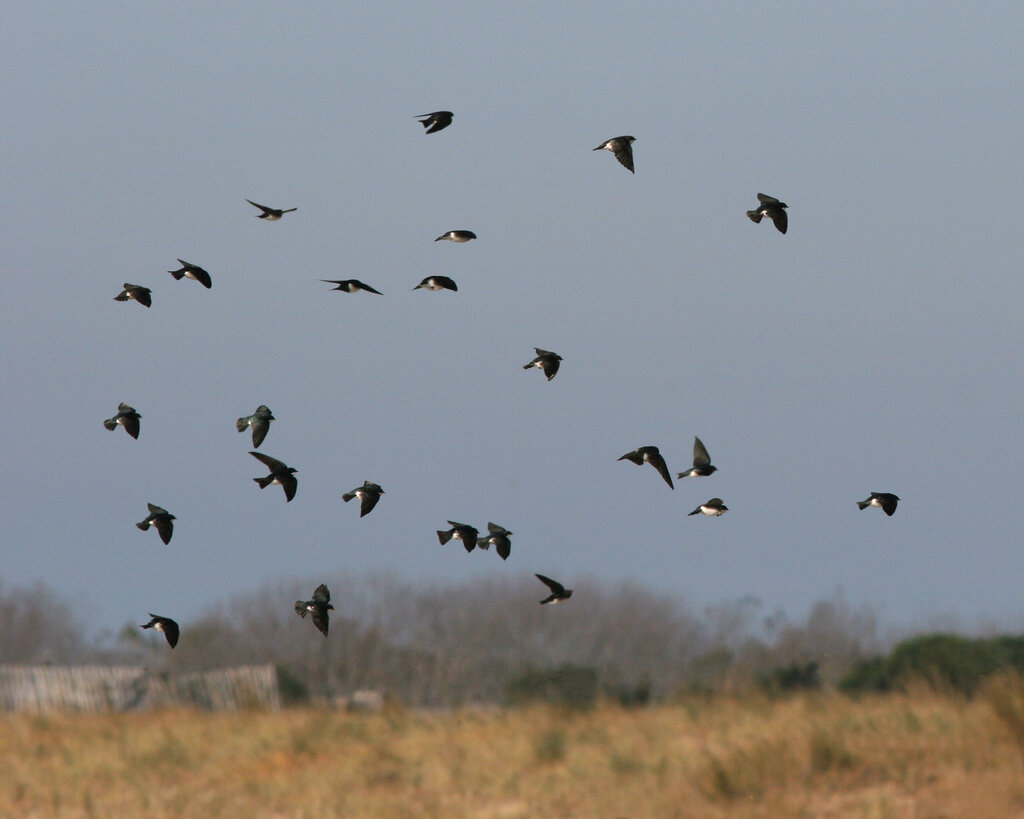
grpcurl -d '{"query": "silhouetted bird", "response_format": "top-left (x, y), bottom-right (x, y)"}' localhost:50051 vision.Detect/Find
top-left (246, 199), bottom-right (297, 220)
top-left (688, 498), bottom-right (728, 516)
top-left (593, 135), bottom-right (636, 173)
top-left (618, 445), bottom-right (674, 489)
top-left (535, 574), bottom-right (573, 605)
top-left (140, 614), bottom-right (179, 649)
top-left (857, 492), bottom-right (900, 516)
top-left (320, 279), bottom-right (383, 294)
top-left (677, 436), bottom-right (717, 478)
top-left (250, 451), bottom-right (297, 502)
top-left (236, 405), bottom-right (275, 449)
top-left (436, 521), bottom-right (479, 552)
top-left (136, 503), bottom-right (175, 544)
top-left (416, 111), bottom-right (453, 133)
top-left (113, 283), bottom-right (151, 308)
top-left (476, 523), bottom-right (512, 560)
top-left (342, 481), bottom-right (385, 517)
top-left (103, 403), bottom-right (141, 440)
top-left (523, 348), bottom-right (562, 381)
top-left (168, 259), bottom-right (212, 289)
top-left (435, 230), bottom-right (476, 243)
top-left (746, 193), bottom-right (788, 234)
top-left (294, 584), bottom-right (333, 637)
top-left (413, 275), bottom-right (458, 292)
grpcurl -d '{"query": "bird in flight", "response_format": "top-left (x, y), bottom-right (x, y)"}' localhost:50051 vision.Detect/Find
top-left (250, 451), bottom-right (298, 502)
top-left (437, 521), bottom-right (480, 552)
top-left (416, 111), bottom-right (453, 134)
top-left (857, 492), bottom-right (900, 516)
top-left (476, 523), bottom-right (513, 560)
top-left (320, 279), bottom-right (383, 295)
top-left (113, 283), bottom-right (151, 308)
top-left (294, 584), bottom-right (333, 637)
top-left (593, 135), bottom-right (636, 173)
top-left (618, 445), bottom-right (674, 489)
top-left (246, 199), bottom-right (297, 220)
top-left (136, 503), bottom-right (176, 544)
top-left (413, 275), bottom-right (458, 292)
top-left (688, 498), bottom-right (728, 517)
top-left (535, 574), bottom-right (573, 605)
top-left (342, 481), bottom-right (385, 517)
top-left (168, 259), bottom-right (212, 289)
top-left (678, 436), bottom-right (717, 478)
top-left (435, 230), bottom-right (476, 243)
top-left (140, 614), bottom-right (179, 649)
top-left (103, 403), bottom-right (141, 440)
top-left (523, 348), bottom-right (563, 381)
top-left (236, 405), bottom-right (275, 449)
top-left (746, 193), bottom-right (788, 234)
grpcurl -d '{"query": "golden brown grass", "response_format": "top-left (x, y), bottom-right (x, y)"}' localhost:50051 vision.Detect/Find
top-left (3, 688), bottom-right (1024, 818)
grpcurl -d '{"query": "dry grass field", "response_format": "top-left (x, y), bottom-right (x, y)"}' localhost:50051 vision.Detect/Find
top-left (4, 683), bottom-right (1024, 818)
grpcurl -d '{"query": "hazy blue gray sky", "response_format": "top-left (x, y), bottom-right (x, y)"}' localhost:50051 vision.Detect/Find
top-left (4, 3), bottom-right (1024, 638)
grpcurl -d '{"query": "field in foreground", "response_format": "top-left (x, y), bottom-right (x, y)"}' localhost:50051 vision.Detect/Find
top-left (4, 687), bottom-right (1024, 818)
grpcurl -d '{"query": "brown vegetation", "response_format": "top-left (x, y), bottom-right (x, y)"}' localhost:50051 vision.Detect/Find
top-left (4, 687), bottom-right (1024, 818)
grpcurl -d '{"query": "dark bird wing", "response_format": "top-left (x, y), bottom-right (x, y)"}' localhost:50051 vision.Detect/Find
top-left (311, 606), bottom-right (330, 636)
top-left (877, 493), bottom-right (899, 516)
top-left (772, 209), bottom-right (787, 234)
top-left (280, 473), bottom-right (297, 502)
top-left (612, 141), bottom-right (634, 173)
top-left (312, 584), bottom-right (331, 604)
top-left (154, 518), bottom-right (173, 545)
top-left (250, 451), bottom-right (287, 471)
top-left (357, 281), bottom-right (383, 295)
top-left (757, 193), bottom-right (780, 205)
top-left (540, 356), bottom-right (560, 380)
top-left (246, 199), bottom-right (271, 215)
top-left (359, 491), bottom-right (380, 517)
top-left (160, 617), bottom-right (180, 648)
top-left (648, 451), bottom-right (675, 489)
top-left (249, 418), bottom-right (269, 448)
top-left (191, 266), bottom-right (212, 288)
top-left (535, 574), bottom-right (564, 594)
top-left (693, 437), bottom-right (711, 467)
top-left (618, 449), bottom-right (644, 465)
top-left (121, 411), bottom-right (140, 440)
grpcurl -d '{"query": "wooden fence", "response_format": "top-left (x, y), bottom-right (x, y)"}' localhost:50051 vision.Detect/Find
top-left (0, 665), bottom-right (281, 713)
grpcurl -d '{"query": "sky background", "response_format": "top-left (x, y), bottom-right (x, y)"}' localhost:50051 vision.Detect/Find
top-left (4, 3), bottom-right (1024, 641)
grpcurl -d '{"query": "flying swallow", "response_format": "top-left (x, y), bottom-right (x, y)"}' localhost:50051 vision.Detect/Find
top-left (436, 521), bottom-right (479, 552)
top-left (435, 230), bottom-right (476, 243)
top-left (236, 405), bottom-right (275, 449)
top-left (746, 193), bottom-right (788, 234)
top-left (342, 481), bottom-right (385, 517)
top-left (140, 614), bottom-right (179, 649)
top-left (678, 436), bottom-right (717, 478)
top-left (245, 199), bottom-right (297, 220)
top-left (688, 498), bottom-right (728, 516)
top-left (416, 111), bottom-right (453, 134)
top-left (593, 135), bottom-right (636, 173)
top-left (857, 492), bottom-right (900, 516)
top-left (250, 451), bottom-right (297, 502)
top-left (294, 584), bottom-right (333, 637)
top-left (476, 523), bottom-right (513, 560)
top-left (618, 445), bottom-right (674, 489)
top-left (413, 275), bottom-right (458, 292)
top-left (319, 279), bottom-right (383, 295)
top-left (168, 259), bottom-right (212, 289)
top-left (113, 283), bottom-right (151, 308)
top-left (523, 348), bottom-right (562, 381)
top-left (103, 403), bottom-right (141, 439)
top-left (535, 574), bottom-right (573, 605)
top-left (136, 503), bottom-right (176, 544)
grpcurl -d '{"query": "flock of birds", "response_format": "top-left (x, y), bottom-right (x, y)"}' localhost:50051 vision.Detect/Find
top-left (109, 110), bottom-right (899, 648)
